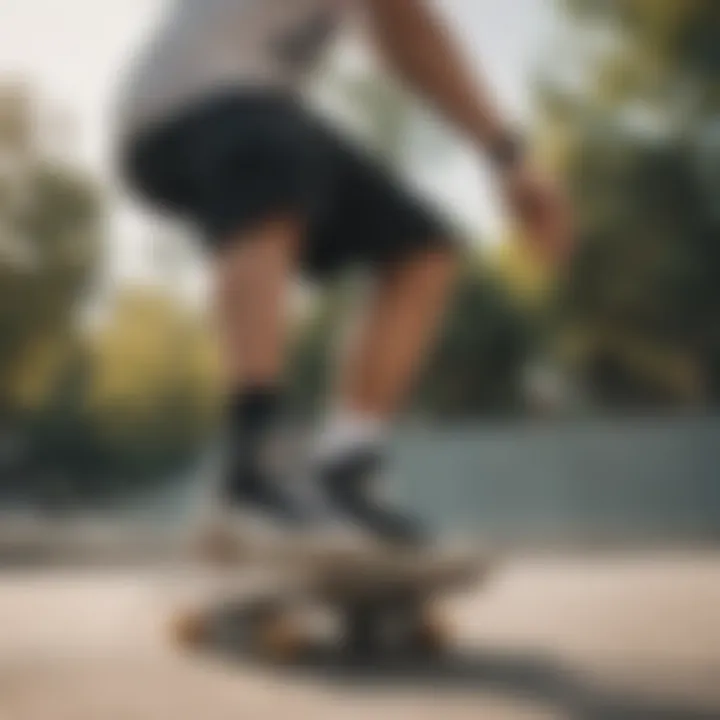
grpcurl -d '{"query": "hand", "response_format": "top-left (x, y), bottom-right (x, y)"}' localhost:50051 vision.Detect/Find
top-left (501, 160), bottom-right (574, 268)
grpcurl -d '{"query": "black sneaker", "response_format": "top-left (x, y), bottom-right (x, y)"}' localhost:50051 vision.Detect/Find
top-left (202, 426), bottom-right (384, 562)
top-left (221, 423), bottom-right (316, 526)
top-left (317, 446), bottom-right (430, 547)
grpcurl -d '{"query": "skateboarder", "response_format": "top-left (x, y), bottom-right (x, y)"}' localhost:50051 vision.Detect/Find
top-left (117, 0), bottom-right (571, 550)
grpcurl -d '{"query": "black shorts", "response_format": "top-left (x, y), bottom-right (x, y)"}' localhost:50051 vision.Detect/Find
top-left (121, 92), bottom-right (457, 279)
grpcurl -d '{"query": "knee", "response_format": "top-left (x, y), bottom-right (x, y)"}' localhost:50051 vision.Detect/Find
top-left (399, 241), bottom-right (460, 292)
top-left (429, 241), bottom-right (461, 278)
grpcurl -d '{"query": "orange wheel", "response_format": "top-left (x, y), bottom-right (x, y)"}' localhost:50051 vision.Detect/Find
top-left (170, 608), bottom-right (210, 649)
top-left (408, 606), bottom-right (450, 656)
top-left (250, 611), bottom-right (307, 663)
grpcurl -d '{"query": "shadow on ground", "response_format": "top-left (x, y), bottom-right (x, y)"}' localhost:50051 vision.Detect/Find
top-left (197, 633), bottom-right (719, 720)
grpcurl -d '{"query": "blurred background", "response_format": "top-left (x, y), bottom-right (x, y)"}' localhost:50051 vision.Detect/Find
top-left (0, 0), bottom-right (718, 537)
top-left (1, 2), bottom-right (719, 719)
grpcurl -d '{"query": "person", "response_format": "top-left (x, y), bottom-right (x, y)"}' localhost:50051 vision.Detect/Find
top-left (116, 0), bottom-right (571, 552)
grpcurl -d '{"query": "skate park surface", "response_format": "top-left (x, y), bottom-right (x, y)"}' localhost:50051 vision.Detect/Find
top-left (2, 551), bottom-right (719, 720)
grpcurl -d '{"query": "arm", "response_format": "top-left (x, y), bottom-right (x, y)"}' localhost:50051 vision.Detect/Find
top-left (363, 0), bottom-right (517, 163)
top-left (364, 0), bottom-right (573, 264)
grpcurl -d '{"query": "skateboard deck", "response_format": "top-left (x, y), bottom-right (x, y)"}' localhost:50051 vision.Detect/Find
top-left (169, 547), bottom-right (494, 662)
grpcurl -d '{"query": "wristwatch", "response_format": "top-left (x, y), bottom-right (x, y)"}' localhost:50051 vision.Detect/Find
top-left (488, 132), bottom-right (525, 170)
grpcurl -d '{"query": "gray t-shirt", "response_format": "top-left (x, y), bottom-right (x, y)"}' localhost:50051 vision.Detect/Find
top-left (118, 0), bottom-right (350, 135)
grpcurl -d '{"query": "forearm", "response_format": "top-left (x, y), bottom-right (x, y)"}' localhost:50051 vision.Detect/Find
top-left (365, 0), bottom-right (514, 157)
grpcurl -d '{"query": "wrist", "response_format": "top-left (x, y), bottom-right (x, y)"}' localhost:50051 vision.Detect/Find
top-left (485, 131), bottom-right (526, 171)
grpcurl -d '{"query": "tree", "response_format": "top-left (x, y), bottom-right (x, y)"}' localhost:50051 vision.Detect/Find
top-left (0, 85), bottom-right (222, 503)
top-left (414, 260), bottom-right (534, 419)
top-left (84, 286), bottom-right (221, 483)
top-left (538, 0), bottom-right (719, 408)
top-left (0, 85), bottom-right (102, 419)
top-left (0, 84), bottom-right (107, 504)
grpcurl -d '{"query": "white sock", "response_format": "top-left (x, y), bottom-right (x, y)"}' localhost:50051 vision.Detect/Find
top-left (313, 409), bottom-right (388, 465)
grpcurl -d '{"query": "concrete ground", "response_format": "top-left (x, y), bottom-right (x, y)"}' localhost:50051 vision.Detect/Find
top-left (1, 552), bottom-right (719, 720)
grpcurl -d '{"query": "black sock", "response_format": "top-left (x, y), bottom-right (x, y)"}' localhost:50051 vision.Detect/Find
top-left (228, 386), bottom-right (281, 439)
top-left (224, 385), bottom-right (282, 501)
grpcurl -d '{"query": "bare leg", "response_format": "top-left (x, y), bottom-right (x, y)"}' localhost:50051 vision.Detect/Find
top-left (335, 245), bottom-right (458, 419)
top-left (212, 215), bottom-right (302, 391)
top-left (211, 215), bottom-right (311, 518)
top-left (314, 244), bottom-right (458, 544)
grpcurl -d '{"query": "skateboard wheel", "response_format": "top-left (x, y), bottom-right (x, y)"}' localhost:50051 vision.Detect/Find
top-left (407, 608), bottom-right (449, 656)
top-left (250, 612), bottom-right (306, 663)
top-left (170, 609), bottom-right (210, 648)
top-left (343, 608), bottom-right (381, 659)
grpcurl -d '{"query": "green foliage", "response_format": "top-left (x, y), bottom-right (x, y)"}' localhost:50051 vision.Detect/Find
top-left (86, 287), bottom-right (220, 469)
top-left (414, 264), bottom-right (534, 419)
top-left (0, 92), bottom-right (102, 417)
top-left (0, 87), bottom-right (220, 505)
top-left (545, 0), bottom-right (720, 407)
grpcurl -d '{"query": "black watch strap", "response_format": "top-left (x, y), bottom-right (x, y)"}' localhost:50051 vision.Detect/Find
top-left (488, 133), bottom-right (525, 170)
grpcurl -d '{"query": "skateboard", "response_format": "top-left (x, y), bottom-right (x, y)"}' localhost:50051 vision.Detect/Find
top-left (169, 548), bottom-right (493, 662)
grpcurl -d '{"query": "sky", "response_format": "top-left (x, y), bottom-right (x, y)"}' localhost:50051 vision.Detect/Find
top-left (0, 0), bottom-right (557, 288)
